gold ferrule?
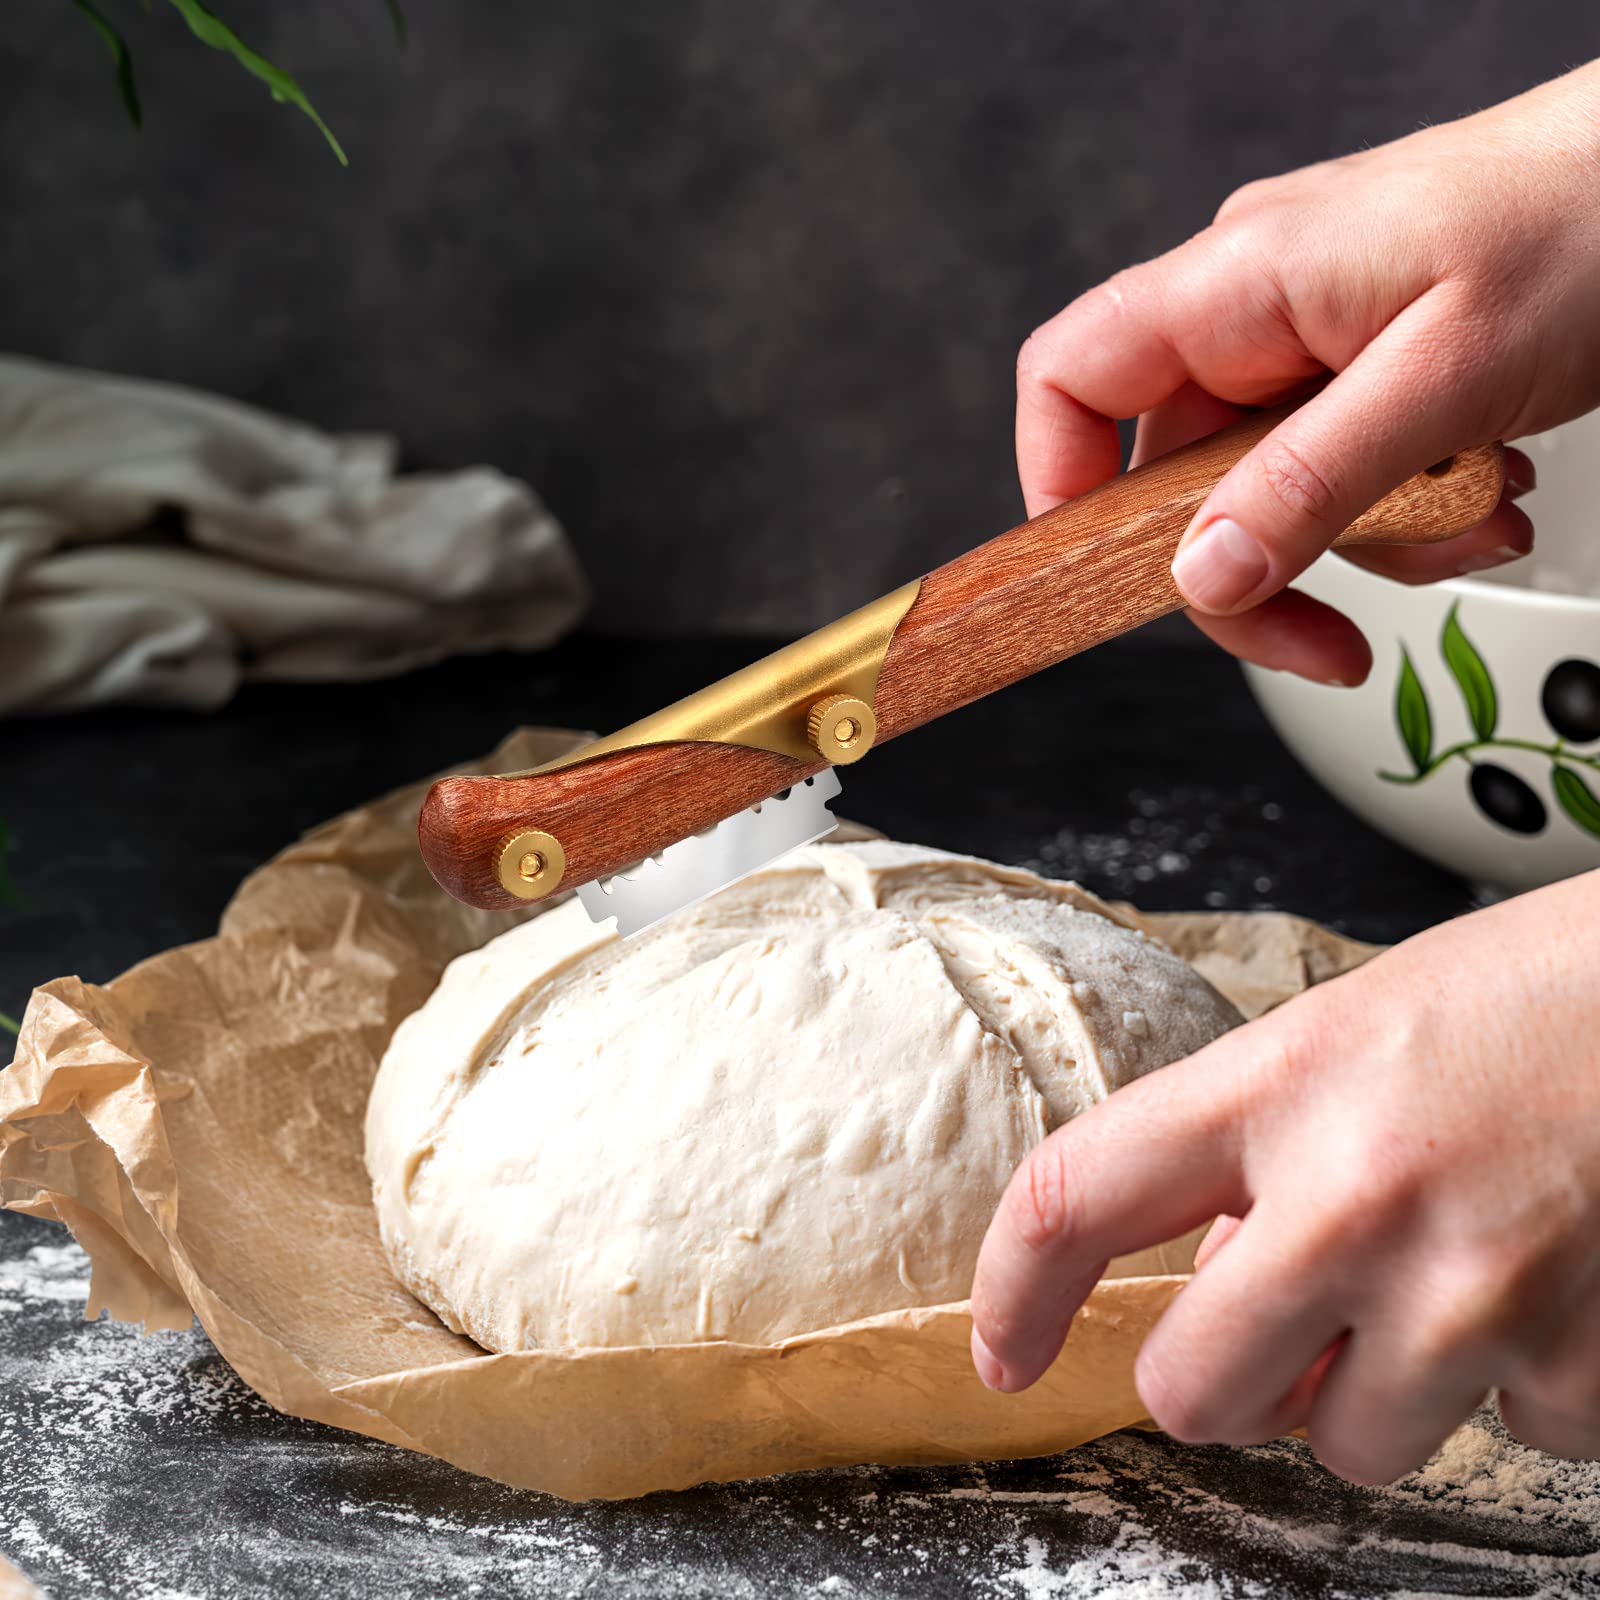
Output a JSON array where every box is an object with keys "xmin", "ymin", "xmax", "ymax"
[{"xmin": 516, "ymin": 579, "xmax": 921, "ymax": 775}]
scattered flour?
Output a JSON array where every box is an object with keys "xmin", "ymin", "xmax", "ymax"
[
  {"xmin": 992, "ymin": 1530, "xmax": 1249, "ymax": 1599},
  {"xmin": 1024, "ymin": 789, "xmax": 1219, "ymax": 896},
  {"xmin": 1020, "ymin": 784, "xmax": 1302, "ymax": 917},
  {"xmin": 0, "ymin": 1244, "xmax": 96, "ymax": 1304},
  {"xmin": 941, "ymin": 1423, "xmax": 1599, "ymax": 1599},
  {"xmin": 1398, "ymin": 1413, "xmax": 1600, "ymax": 1525},
  {"xmin": 4, "ymin": 1228, "xmax": 1599, "ymax": 1598}
]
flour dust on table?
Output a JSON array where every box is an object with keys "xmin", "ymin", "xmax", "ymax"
[{"xmin": 2, "ymin": 1219, "xmax": 1596, "ymax": 1599}]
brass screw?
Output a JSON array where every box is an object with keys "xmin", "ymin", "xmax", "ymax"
[
  {"xmin": 497, "ymin": 829, "xmax": 567, "ymax": 900},
  {"xmin": 807, "ymin": 694, "xmax": 877, "ymax": 764}
]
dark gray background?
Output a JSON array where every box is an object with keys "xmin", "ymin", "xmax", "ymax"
[{"xmin": 2, "ymin": 1, "xmax": 1596, "ymax": 634}]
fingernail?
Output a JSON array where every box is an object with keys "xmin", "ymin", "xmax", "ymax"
[
  {"xmin": 1455, "ymin": 545, "xmax": 1526, "ymax": 576},
  {"xmin": 1172, "ymin": 518, "xmax": 1271, "ymax": 613},
  {"xmin": 1505, "ymin": 458, "xmax": 1537, "ymax": 498},
  {"xmin": 971, "ymin": 1329, "xmax": 1008, "ymax": 1392}
]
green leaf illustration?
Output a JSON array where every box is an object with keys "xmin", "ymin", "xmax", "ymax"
[
  {"xmin": 1394, "ymin": 645, "xmax": 1433, "ymax": 772},
  {"xmin": 1553, "ymin": 764, "xmax": 1600, "ymax": 838},
  {"xmin": 1441, "ymin": 602, "xmax": 1497, "ymax": 741},
  {"xmin": 71, "ymin": 0, "xmax": 143, "ymax": 128},
  {"xmin": 162, "ymin": 0, "xmax": 348, "ymax": 165}
]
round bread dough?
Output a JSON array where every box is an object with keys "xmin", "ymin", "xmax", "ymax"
[{"xmin": 365, "ymin": 842, "xmax": 1241, "ymax": 1351}]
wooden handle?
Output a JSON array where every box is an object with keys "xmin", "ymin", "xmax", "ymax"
[
  {"xmin": 419, "ymin": 741, "xmax": 816, "ymax": 912},
  {"xmin": 872, "ymin": 408, "xmax": 1505, "ymax": 740},
  {"xmin": 420, "ymin": 410, "xmax": 1504, "ymax": 910}
]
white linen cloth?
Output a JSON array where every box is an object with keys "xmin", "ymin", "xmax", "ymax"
[{"xmin": 0, "ymin": 357, "xmax": 588, "ymax": 715}]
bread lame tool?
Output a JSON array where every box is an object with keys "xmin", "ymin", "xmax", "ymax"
[{"xmin": 419, "ymin": 405, "xmax": 1505, "ymax": 934}]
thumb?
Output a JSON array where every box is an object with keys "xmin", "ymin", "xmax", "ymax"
[{"xmin": 1171, "ymin": 292, "xmax": 1491, "ymax": 615}]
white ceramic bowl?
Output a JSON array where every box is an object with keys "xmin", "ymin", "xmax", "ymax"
[{"xmin": 1244, "ymin": 413, "xmax": 1600, "ymax": 892}]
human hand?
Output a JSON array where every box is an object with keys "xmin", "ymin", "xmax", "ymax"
[
  {"xmin": 1014, "ymin": 65, "xmax": 1600, "ymax": 684},
  {"xmin": 968, "ymin": 868, "xmax": 1600, "ymax": 1484}
]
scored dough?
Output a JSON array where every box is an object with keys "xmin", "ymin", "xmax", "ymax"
[{"xmin": 365, "ymin": 842, "xmax": 1241, "ymax": 1351}]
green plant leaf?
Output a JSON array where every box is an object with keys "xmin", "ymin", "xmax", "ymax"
[
  {"xmin": 162, "ymin": 0, "xmax": 348, "ymax": 165},
  {"xmin": 1394, "ymin": 645, "xmax": 1433, "ymax": 772},
  {"xmin": 383, "ymin": 0, "xmax": 408, "ymax": 50},
  {"xmin": 1553, "ymin": 764, "xmax": 1600, "ymax": 838},
  {"xmin": 72, "ymin": 0, "xmax": 143, "ymax": 128},
  {"xmin": 0, "ymin": 1012, "xmax": 17, "ymax": 1038},
  {"xmin": 1440, "ymin": 601, "xmax": 1497, "ymax": 740}
]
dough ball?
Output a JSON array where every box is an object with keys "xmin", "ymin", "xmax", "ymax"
[{"xmin": 365, "ymin": 842, "xmax": 1241, "ymax": 1350}]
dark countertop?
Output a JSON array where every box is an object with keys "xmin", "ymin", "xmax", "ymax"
[{"xmin": 5, "ymin": 630, "xmax": 1594, "ymax": 1598}]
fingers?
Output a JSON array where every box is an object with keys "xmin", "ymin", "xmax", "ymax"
[
  {"xmin": 1185, "ymin": 445, "xmax": 1534, "ymax": 681},
  {"xmin": 1014, "ymin": 380, "xmax": 1124, "ymax": 518},
  {"xmin": 1171, "ymin": 287, "xmax": 1497, "ymax": 617},
  {"xmin": 1499, "ymin": 1321, "xmax": 1600, "ymax": 1459},
  {"xmin": 1014, "ymin": 231, "xmax": 1314, "ymax": 518},
  {"xmin": 1273, "ymin": 1340, "xmax": 1344, "ymax": 1437},
  {"xmin": 1499, "ymin": 1390, "xmax": 1600, "ymax": 1461},
  {"xmin": 1129, "ymin": 384, "xmax": 1251, "ymax": 469},
  {"xmin": 1134, "ymin": 1208, "xmax": 1346, "ymax": 1446},
  {"xmin": 1192, "ymin": 1212, "xmax": 1243, "ymax": 1271},
  {"xmin": 1186, "ymin": 588, "xmax": 1374, "ymax": 686},
  {"xmin": 1145, "ymin": 1203, "xmax": 1488, "ymax": 1479},
  {"xmin": 1307, "ymin": 1332, "xmax": 1489, "ymax": 1485},
  {"xmin": 969, "ymin": 1059, "xmax": 1251, "ymax": 1394},
  {"xmin": 1015, "ymin": 266, "xmax": 1188, "ymax": 516},
  {"xmin": 1134, "ymin": 387, "xmax": 1375, "ymax": 685}
]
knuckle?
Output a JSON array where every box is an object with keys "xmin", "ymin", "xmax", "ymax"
[
  {"xmin": 1205, "ymin": 210, "xmax": 1283, "ymax": 285},
  {"xmin": 1015, "ymin": 328, "xmax": 1051, "ymax": 389},
  {"xmin": 1255, "ymin": 433, "xmax": 1339, "ymax": 526},
  {"xmin": 1213, "ymin": 176, "xmax": 1279, "ymax": 226},
  {"xmin": 1249, "ymin": 990, "xmax": 1343, "ymax": 1092},
  {"xmin": 1303, "ymin": 1155, "xmax": 1425, "ymax": 1272},
  {"xmin": 1348, "ymin": 1136, "xmax": 1428, "ymax": 1220},
  {"xmin": 1015, "ymin": 286, "xmax": 1109, "ymax": 388},
  {"xmin": 1233, "ymin": 1002, "xmax": 1335, "ymax": 1140},
  {"xmin": 1264, "ymin": 1006, "xmax": 1325, "ymax": 1088}
]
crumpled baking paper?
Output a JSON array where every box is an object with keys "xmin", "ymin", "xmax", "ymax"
[{"xmin": 0, "ymin": 729, "xmax": 1378, "ymax": 1500}]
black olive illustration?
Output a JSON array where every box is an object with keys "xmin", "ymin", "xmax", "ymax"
[
  {"xmin": 1469, "ymin": 763, "xmax": 1547, "ymax": 834},
  {"xmin": 1541, "ymin": 658, "xmax": 1600, "ymax": 744}
]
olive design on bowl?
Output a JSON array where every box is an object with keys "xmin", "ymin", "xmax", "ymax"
[
  {"xmin": 1541, "ymin": 659, "xmax": 1600, "ymax": 745},
  {"xmin": 1380, "ymin": 605, "xmax": 1600, "ymax": 842},
  {"xmin": 1467, "ymin": 764, "xmax": 1547, "ymax": 834}
]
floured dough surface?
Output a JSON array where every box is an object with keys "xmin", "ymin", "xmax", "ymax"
[{"xmin": 365, "ymin": 842, "xmax": 1241, "ymax": 1350}]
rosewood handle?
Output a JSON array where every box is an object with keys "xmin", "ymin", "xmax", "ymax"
[
  {"xmin": 420, "ymin": 410, "xmax": 1505, "ymax": 911},
  {"xmin": 871, "ymin": 408, "xmax": 1504, "ymax": 738}
]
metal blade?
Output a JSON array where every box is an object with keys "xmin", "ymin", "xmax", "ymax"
[{"xmin": 575, "ymin": 768, "xmax": 843, "ymax": 937}]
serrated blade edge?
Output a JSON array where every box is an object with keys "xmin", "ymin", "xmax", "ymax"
[{"xmin": 575, "ymin": 769, "xmax": 843, "ymax": 937}]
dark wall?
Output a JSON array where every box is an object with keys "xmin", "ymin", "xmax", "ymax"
[{"xmin": 3, "ymin": 2, "xmax": 1594, "ymax": 634}]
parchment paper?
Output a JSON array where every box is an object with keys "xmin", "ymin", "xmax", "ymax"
[
  {"xmin": 0, "ymin": 1553, "xmax": 46, "ymax": 1600},
  {"xmin": 0, "ymin": 729, "xmax": 1379, "ymax": 1500}
]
